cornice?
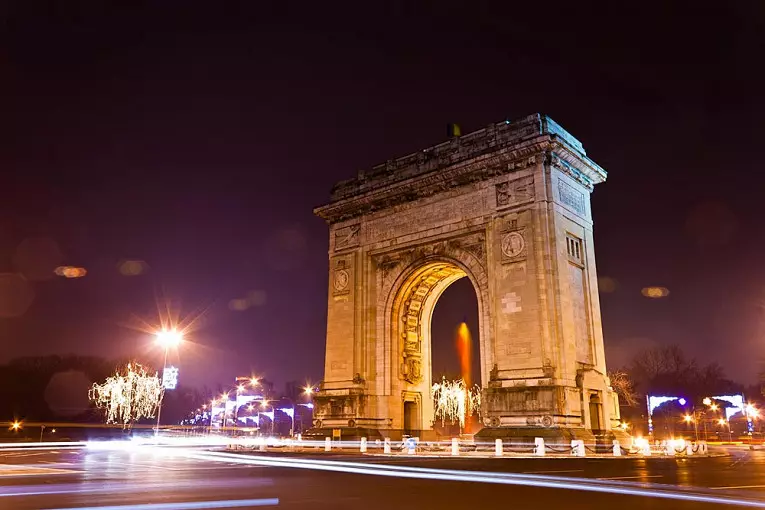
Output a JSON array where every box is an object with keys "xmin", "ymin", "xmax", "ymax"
[{"xmin": 315, "ymin": 114, "xmax": 607, "ymax": 224}]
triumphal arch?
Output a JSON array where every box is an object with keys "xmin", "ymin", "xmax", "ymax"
[{"xmin": 312, "ymin": 114, "xmax": 623, "ymax": 442}]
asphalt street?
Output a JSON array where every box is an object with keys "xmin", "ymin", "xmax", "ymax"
[{"xmin": 1, "ymin": 445, "xmax": 765, "ymax": 509}]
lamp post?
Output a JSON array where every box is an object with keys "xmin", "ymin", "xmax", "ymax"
[
  {"xmin": 154, "ymin": 329, "xmax": 183, "ymax": 437},
  {"xmin": 718, "ymin": 418, "xmax": 732, "ymax": 442},
  {"xmin": 297, "ymin": 384, "xmax": 315, "ymax": 436}
]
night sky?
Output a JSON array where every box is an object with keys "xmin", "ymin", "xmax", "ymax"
[{"xmin": 3, "ymin": 3, "xmax": 765, "ymax": 391}]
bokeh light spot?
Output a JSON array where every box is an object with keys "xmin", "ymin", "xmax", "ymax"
[
  {"xmin": 118, "ymin": 260, "xmax": 148, "ymax": 276},
  {"xmin": 54, "ymin": 266, "xmax": 87, "ymax": 278},
  {"xmin": 44, "ymin": 370, "xmax": 92, "ymax": 418},
  {"xmin": 0, "ymin": 273, "xmax": 35, "ymax": 317},
  {"xmin": 229, "ymin": 290, "xmax": 267, "ymax": 311},
  {"xmin": 13, "ymin": 237, "xmax": 63, "ymax": 281},
  {"xmin": 598, "ymin": 276, "xmax": 618, "ymax": 293},
  {"xmin": 641, "ymin": 286, "xmax": 670, "ymax": 298},
  {"xmin": 247, "ymin": 289, "xmax": 267, "ymax": 307},
  {"xmin": 228, "ymin": 298, "xmax": 250, "ymax": 311}
]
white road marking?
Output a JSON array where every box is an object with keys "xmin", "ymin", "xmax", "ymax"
[
  {"xmin": 710, "ymin": 485, "xmax": 765, "ymax": 490},
  {"xmin": 524, "ymin": 469, "xmax": 584, "ymax": 474},
  {"xmin": 597, "ymin": 475, "xmax": 663, "ymax": 480},
  {"xmin": 42, "ymin": 497, "xmax": 280, "ymax": 510}
]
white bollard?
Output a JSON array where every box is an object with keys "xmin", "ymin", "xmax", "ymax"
[
  {"xmin": 664, "ymin": 440, "xmax": 675, "ymax": 456},
  {"xmin": 686, "ymin": 443, "xmax": 693, "ymax": 456},
  {"xmin": 571, "ymin": 439, "xmax": 585, "ymax": 457},
  {"xmin": 451, "ymin": 437, "xmax": 460, "ymax": 456},
  {"xmin": 407, "ymin": 438, "xmax": 416, "ymax": 455},
  {"xmin": 259, "ymin": 442, "xmax": 266, "ymax": 452},
  {"xmin": 612, "ymin": 440, "xmax": 621, "ymax": 457},
  {"xmin": 699, "ymin": 440, "xmax": 708, "ymax": 455},
  {"xmin": 495, "ymin": 438, "xmax": 503, "ymax": 457},
  {"xmin": 641, "ymin": 442, "xmax": 652, "ymax": 456},
  {"xmin": 383, "ymin": 437, "xmax": 391, "ymax": 454},
  {"xmin": 324, "ymin": 437, "xmax": 331, "ymax": 452},
  {"xmin": 360, "ymin": 437, "xmax": 367, "ymax": 453},
  {"xmin": 534, "ymin": 437, "xmax": 545, "ymax": 456}
]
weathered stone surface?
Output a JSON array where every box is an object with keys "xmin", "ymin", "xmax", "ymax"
[{"xmin": 311, "ymin": 114, "xmax": 621, "ymax": 439}]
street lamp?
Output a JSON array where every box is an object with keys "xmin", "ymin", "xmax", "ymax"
[
  {"xmin": 718, "ymin": 418, "xmax": 733, "ymax": 442},
  {"xmin": 154, "ymin": 329, "xmax": 183, "ymax": 437}
]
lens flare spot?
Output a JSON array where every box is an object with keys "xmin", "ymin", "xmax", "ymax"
[
  {"xmin": 598, "ymin": 276, "xmax": 618, "ymax": 293},
  {"xmin": 641, "ymin": 286, "xmax": 669, "ymax": 298},
  {"xmin": 118, "ymin": 260, "xmax": 148, "ymax": 276},
  {"xmin": 0, "ymin": 273, "xmax": 35, "ymax": 317},
  {"xmin": 229, "ymin": 298, "xmax": 250, "ymax": 311},
  {"xmin": 54, "ymin": 266, "xmax": 87, "ymax": 278},
  {"xmin": 13, "ymin": 237, "xmax": 63, "ymax": 281}
]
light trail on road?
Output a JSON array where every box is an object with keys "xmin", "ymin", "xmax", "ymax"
[
  {"xmin": 41, "ymin": 498, "xmax": 280, "ymax": 510},
  {"xmin": 188, "ymin": 450, "xmax": 765, "ymax": 508}
]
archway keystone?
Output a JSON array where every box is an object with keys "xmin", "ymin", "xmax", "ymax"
[{"xmin": 312, "ymin": 114, "xmax": 624, "ymax": 442}]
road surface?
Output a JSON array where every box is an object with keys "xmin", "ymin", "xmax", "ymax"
[{"xmin": 1, "ymin": 445, "xmax": 765, "ymax": 509}]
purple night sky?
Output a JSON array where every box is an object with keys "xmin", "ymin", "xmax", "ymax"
[{"xmin": 2, "ymin": 3, "xmax": 765, "ymax": 391}]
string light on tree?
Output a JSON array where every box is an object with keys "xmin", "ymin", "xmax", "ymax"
[
  {"xmin": 432, "ymin": 377, "xmax": 481, "ymax": 430},
  {"xmin": 89, "ymin": 362, "xmax": 164, "ymax": 426}
]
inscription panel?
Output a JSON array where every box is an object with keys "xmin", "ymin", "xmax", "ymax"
[
  {"xmin": 364, "ymin": 192, "xmax": 487, "ymax": 245},
  {"xmin": 558, "ymin": 179, "xmax": 585, "ymax": 216}
]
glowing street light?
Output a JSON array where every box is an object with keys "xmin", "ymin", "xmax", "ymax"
[
  {"xmin": 703, "ymin": 397, "xmax": 712, "ymax": 406},
  {"xmin": 10, "ymin": 421, "xmax": 21, "ymax": 431},
  {"xmin": 156, "ymin": 329, "xmax": 183, "ymax": 348},
  {"xmin": 683, "ymin": 414, "xmax": 693, "ymax": 423},
  {"xmin": 303, "ymin": 385, "xmax": 314, "ymax": 396},
  {"xmin": 718, "ymin": 418, "xmax": 726, "ymax": 426},
  {"xmin": 154, "ymin": 329, "xmax": 183, "ymax": 437}
]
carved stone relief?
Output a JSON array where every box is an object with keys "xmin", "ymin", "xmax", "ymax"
[
  {"xmin": 402, "ymin": 357, "xmax": 422, "ymax": 384},
  {"xmin": 332, "ymin": 259, "xmax": 351, "ymax": 296},
  {"xmin": 334, "ymin": 224, "xmax": 360, "ymax": 251},
  {"xmin": 496, "ymin": 175, "xmax": 535, "ymax": 209},
  {"xmin": 501, "ymin": 232, "xmax": 525, "ymax": 258},
  {"xmin": 500, "ymin": 229, "xmax": 527, "ymax": 263}
]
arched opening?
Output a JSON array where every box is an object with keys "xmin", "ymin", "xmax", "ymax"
[
  {"xmin": 389, "ymin": 258, "xmax": 484, "ymax": 438},
  {"xmin": 431, "ymin": 278, "xmax": 481, "ymax": 386},
  {"xmin": 430, "ymin": 277, "xmax": 481, "ymax": 437}
]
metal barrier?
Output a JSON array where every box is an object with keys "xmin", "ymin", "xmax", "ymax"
[{"xmin": 220, "ymin": 435, "xmax": 712, "ymax": 458}]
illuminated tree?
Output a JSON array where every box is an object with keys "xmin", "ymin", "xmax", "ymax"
[
  {"xmin": 89, "ymin": 362, "xmax": 164, "ymax": 425},
  {"xmin": 432, "ymin": 377, "xmax": 481, "ymax": 430},
  {"xmin": 608, "ymin": 370, "xmax": 639, "ymax": 407}
]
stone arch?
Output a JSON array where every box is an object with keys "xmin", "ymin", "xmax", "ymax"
[
  {"xmin": 312, "ymin": 114, "xmax": 625, "ymax": 443},
  {"xmin": 377, "ymin": 242, "xmax": 493, "ymax": 433}
]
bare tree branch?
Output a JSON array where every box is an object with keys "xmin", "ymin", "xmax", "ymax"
[{"xmin": 608, "ymin": 370, "xmax": 639, "ymax": 407}]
